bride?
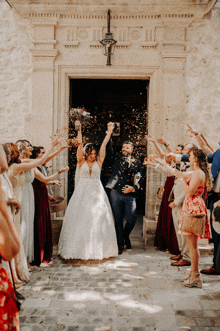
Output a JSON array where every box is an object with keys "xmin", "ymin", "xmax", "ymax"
[{"xmin": 58, "ymin": 121, "xmax": 118, "ymax": 260}]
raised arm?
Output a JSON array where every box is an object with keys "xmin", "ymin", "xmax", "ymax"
[
  {"xmin": 200, "ymin": 133, "xmax": 214, "ymax": 153},
  {"xmin": 34, "ymin": 166, "xmax": 69, "ymax": 184},
  {"xmin": 76, "ymin": 121, "xmax": 85, "ymax": 166},
  {"xmin": 143, "ymin": 158, "xmax": 171, "ymax": 176},
  {"xmin": 157, "ymin": 138, "xmax": 173, "ymax": 153},
  {"xmin": 173, "ymin": 169, "xmax": 204, "ymax": 196},
  {"xmin": 98, "ymin": 122, "xmax": 114, "ymax": 164},
  {"xmin": 186, "ymin": 124, "xmax": 213, "ymax": 154},
  {"xmin": 43, "ymin": 140, "xmax": 70, "ymax": 164},
  {"xmin": 145, "ymin": 135, "xmax": 166, "ymax": 158},
  {"xmin": 156, "ymin": 157, "xmax": 192, "ymax": 179},
  {"xmin": 12, "ymin": 137, "xmax": 60, "ymax": 176}
]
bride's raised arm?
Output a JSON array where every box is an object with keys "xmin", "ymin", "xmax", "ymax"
[
  {"xmin": 76, "ymin": 121, "xmax": 85, "ymax": 167},
  {"xmin": 98, "ymin": 122, "xmax": 114, "ymax": 164}
]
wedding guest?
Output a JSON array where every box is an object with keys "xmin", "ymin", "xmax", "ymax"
[
  {"xmin": 0, "ymin": 144, "xmax": 21, "ymax": 285},
  {"xmin": 145, "ymin": 135, "xmax": 183, "ymax": 255},
  {"xmin": 6, "ymin": 138, "xmax": 60, "ymax": 282},
  {"xmin": 0, "ymin": 145, "xmax": 21, "ymax": 215},
  {"xmin": 0, "ymin": 145, "xmax": 20, "ymax": 330},
  {"xmin": 106, "ymin": 124, "xmax": 144, "ymax": 254},
  {"xmin": 37, "ymin": 146, "xmax": 63, "ymax": 200},
  {"xmin": 171, "ymin": 147, "xmax": 212, "ymax": 287},
  {"xmin": 16, "ymin": 140, "xmax": 35, "ymax": 266},
  {"xmin": 31, "ymin": 147, "xmax": 69, "ymax": 266},
  {"xmin": 171, "ymin": 133, "xmax": 220, "ymax": 275},
  {"xmin": 150, "ymin": 149, "xmax": 194, "ymax": 266},
  {"xmin": 184, "ymin": 125, "xmax": 220, "ymax": 275}
]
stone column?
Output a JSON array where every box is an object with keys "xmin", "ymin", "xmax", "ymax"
[
  {"xmin": 28, "ymin": 21, "xmax": 58, "ymax": 148},
  {"xmin": 143, "ymin": 25, "xmax": 189, "ymax": 244}
]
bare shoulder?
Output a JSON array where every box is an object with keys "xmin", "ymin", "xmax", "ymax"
[{"xmin": 195, "ymin": 169, "xmax": 205, "ymax": 178}]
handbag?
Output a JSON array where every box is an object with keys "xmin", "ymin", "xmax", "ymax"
[
  {"xmin": 157, "ymin": 186, "xmax": 164, "ymax": 200},
  {"xmin": 180, "ymin": 212, "xmax": 206, "ymax": 235}
]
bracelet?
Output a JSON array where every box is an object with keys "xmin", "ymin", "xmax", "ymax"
[
  {"xmin": 164, "ymin": 143, "xmax": 169, "ymax": 147},
  {"xmin": 180, "ymin": 178, "xmax": 184, "ymax": 182},
  {"xmin": 57, "ymin": 170, "xmax": 61, "ymax": 175}
]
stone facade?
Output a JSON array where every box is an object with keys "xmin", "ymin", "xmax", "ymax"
[
  {"xmin": 0, "ymin": 0, "xmax": 220, "ymax": 224},
  {"xmin": 0, "ymin": 0, "xmax": 32, "ymax": 142}
]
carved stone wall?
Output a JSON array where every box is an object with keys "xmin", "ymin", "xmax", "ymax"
[{"xmin": 0, "ymin": 0, "xmax": 220, "ymax": 220}]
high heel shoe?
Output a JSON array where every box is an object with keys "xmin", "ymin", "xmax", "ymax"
[
  {"xmin": 183, "ymin": 273, "xmax": 202, "ymax": 288},
  {"xmin": 181, "ymin": 270, "xmax": 191, "ymax": 282}
]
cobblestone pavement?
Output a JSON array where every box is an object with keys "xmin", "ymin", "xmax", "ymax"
[{"xmin": 19, "ymin": 220, "xmax": 220, "ymax": 331}]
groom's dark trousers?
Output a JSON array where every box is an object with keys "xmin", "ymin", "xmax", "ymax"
[
  {"xmin": 110, "ymin": 190, "xmax": 137, "ymax": 248},
  {"xmin": 106, "ymin": 137, "xmax": 144, "ymax": 248}
]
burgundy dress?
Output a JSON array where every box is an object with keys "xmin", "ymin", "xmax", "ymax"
[
  {"xmin": 32, "ymin": 178, "xmax": 52, "ymax": 266},
  {"xmin": 154, "ymin": 176, "xmax": 180, "ymax": 255}
]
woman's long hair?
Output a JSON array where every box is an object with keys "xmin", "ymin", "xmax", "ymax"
[
  {"xmin": 191, "ymin": 147, "xmax": 213, "ymax": 191},
  {"xmin": 5, "ymin": 143, "xmax": 21, "ymax": 166}
]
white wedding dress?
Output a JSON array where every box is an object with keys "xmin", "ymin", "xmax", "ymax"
[{"xmin": 58, "ymin": 161, "xmax": 118, "ymax": 260}]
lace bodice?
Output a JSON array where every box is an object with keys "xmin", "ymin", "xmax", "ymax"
[{"xmin": 79, "ymin": 161, "xmax": 100, "ymax": 179}]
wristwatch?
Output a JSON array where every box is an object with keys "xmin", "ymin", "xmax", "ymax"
[{"xmin": 58, "ymin": 170, "xmax": 61, "ymax": 175}]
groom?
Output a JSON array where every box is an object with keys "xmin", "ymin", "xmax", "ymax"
[{"xmin": 106, "ymin": 123, "xmax": 144, "ymax": 254}]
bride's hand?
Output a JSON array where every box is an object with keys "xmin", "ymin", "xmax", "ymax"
[{"xmin": 107, "ymin": 122, "xmax": 115, "ymax": 132}]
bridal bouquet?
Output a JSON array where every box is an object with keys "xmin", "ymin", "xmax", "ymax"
[{"xmin": 69, "ymin": 108, "xmax": 93, "ymax": 124}]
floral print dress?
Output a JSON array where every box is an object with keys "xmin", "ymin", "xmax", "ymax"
[
  {"xmin": 0, "ymin": 265, "xmax": 19, "ymax": 331},
  {"xmin": 178, "ymin": 181, "xmax": 211, "ymax": 239}
]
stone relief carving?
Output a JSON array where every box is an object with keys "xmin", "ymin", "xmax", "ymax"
[
  {"xmin": 78, "ymin": 29, "xmax": 89, "ymax": 40},
  {"xmin": 130, "ymin": 29, "xmax": 141, "ymax": 40},
  {"xmin": 141, "ymin": 28, "xmax": 158, "ymax": 49},
  {"xmin": 28, "ymin": 13, "xmax": 195, "ymax": 20}
]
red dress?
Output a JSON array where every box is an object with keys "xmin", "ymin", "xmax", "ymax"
[
  {"xmin": 0, "ymin": 265, "xmax": 19, "ymax": 331},
  {"xmin": 178, "ymin": 183, "xmax": 211, "ymax": 239},
  {"xmin": 32, "ymin": 178, "xmax": 53, "ymax": 266},
  {"xmin": 154, "ymin": 176, "xmax": 180, "ymax": 255}
]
